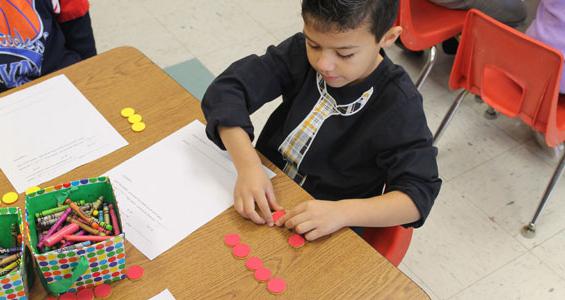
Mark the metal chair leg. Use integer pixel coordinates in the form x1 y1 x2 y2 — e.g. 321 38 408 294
415 45 437 91
522 150 565 238
433 90 469 146
484 106 498 120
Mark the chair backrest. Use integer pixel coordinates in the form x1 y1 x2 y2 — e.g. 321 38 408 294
548 94 565 145
361 226 413 267
450 9 564 147
398 0 467 51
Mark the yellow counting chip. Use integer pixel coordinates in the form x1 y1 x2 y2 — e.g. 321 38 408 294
25 186 41 195
128 114 143 124
121 107 135 118
131 122 146 132
2 192 19 204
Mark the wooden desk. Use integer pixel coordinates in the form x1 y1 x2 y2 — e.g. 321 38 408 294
0 47 428 299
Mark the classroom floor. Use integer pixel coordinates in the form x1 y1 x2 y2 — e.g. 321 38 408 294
90 1 565 299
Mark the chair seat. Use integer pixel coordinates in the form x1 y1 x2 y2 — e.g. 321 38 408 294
362 226 413 267
400 0 467 51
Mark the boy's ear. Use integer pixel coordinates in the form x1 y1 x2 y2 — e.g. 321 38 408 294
379 26 402 48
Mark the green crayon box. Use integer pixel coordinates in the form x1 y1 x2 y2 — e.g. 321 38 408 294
0 207 32 300
25 177 126 295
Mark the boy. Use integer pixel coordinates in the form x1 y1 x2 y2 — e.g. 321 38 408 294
202 0 441 241
0 0 96 92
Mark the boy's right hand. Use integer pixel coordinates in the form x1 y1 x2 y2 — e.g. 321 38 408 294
233 164 283 226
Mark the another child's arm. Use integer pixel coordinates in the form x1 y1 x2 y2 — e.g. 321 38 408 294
57 0 96 59
219 126 283 226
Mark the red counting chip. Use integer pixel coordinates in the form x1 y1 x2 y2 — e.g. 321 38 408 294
272 210 286 223
126 265 145 281
223 233 240 247
254 267 272 282
245 256 263 271
93 284 112 299
288 234 306 248
232 243 251 259
267 278 287 295
59 292 77 300
76 288 94 300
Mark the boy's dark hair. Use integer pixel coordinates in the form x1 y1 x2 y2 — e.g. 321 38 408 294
301 0 399 42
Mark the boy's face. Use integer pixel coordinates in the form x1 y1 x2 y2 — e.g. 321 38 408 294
303 21 385 88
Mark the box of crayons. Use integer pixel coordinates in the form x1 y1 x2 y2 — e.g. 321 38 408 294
0 207 31 300
25 177 126 295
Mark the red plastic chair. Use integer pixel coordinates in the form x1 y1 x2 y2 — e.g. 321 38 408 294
433 10 565 237
397 0 468 89
362 226 413 266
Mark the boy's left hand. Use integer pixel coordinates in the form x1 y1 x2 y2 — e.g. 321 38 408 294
275 200 346 241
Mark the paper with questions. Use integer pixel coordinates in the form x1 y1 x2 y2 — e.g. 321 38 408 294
149 289 176 300
105 120 275 260
0 75 128 192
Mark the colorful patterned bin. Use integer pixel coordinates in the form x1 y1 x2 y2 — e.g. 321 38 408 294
0 207 31 300
25 177 126 295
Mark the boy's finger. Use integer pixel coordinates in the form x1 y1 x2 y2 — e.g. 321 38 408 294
266 187 283 211
284 211 309 230
244 196 265 224
304 229 323 241
233 197 247 219
275 203 304 226
255 191 274 226
294 221 316 235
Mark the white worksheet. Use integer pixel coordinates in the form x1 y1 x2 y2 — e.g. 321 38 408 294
0 75 128 192
149 289 175 300
105 120 275 260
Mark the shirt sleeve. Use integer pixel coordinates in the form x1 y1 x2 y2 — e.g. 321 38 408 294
201 33 310 150
58 12 97 59
377 90 442 228
55 0 89 23
54 0 96 59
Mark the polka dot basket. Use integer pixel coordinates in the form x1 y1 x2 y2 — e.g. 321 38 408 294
24 177 126 295
0 207 30 300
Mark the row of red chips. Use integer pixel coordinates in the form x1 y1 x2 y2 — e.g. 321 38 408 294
224 233 287 295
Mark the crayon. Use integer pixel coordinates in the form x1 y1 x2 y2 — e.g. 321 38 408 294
61 230 85 247
98 209 104 223
91 197 104 213
0 247 20 256
38 208 72 248
44 223 80 247
36 205 93 228
63 235 112 243
65 198 96 226
67 216 108 236
0 258 20 276
103 204 110 225
109 204 120 235
56 241 91 253
0 253 21 267
35 200 86 218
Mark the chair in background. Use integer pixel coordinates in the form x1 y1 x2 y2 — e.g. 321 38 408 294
362 226 413 267
432 9 565 238
397 0 467 90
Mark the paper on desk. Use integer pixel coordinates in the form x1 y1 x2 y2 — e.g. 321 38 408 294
105 120 275 260
149 289 176 300
0 75 128 193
